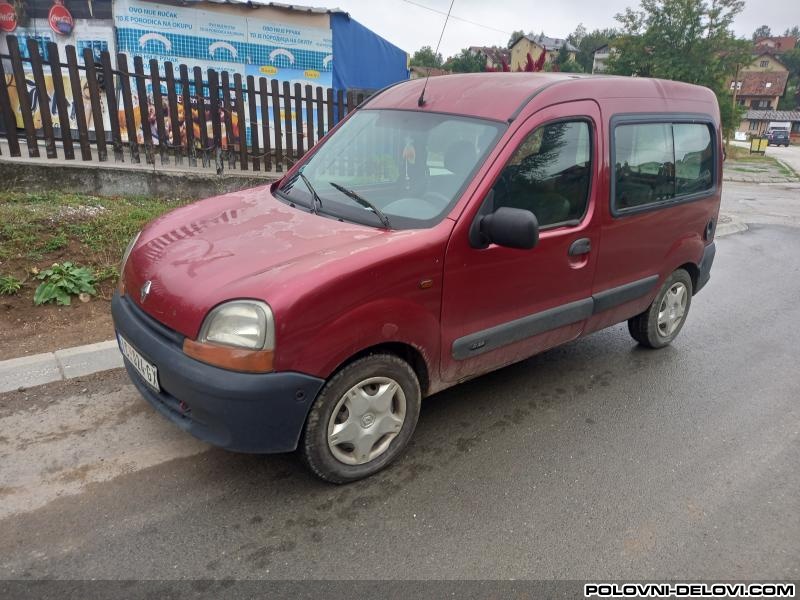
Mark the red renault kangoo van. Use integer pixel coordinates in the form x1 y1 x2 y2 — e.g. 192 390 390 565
113 73 721 482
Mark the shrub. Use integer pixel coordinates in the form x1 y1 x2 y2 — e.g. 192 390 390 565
33 262 97 306
0 275 22 296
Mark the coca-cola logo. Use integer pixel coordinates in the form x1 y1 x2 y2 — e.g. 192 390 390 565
48 1 73 36
0 2 18 34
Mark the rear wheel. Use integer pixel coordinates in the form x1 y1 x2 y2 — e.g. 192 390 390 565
300 354 421 483
628 269 693 349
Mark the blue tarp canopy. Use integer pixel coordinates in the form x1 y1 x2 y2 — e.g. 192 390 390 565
331 13 409 94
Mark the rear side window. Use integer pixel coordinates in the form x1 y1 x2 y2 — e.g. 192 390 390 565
613 121 714 213
492 120 592 228
674 124 714 195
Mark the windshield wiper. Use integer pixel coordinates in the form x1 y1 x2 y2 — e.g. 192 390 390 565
298 171 322 214
277 171 319 214
328 182 391 229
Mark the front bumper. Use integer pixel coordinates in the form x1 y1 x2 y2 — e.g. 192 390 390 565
111 292 325 453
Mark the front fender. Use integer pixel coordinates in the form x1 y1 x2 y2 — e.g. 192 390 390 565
279 297 441 386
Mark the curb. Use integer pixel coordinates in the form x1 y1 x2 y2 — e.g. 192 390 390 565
0 340 122 394
716 213 748 237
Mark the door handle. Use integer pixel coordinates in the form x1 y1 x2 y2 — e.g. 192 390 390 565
568 238 591 256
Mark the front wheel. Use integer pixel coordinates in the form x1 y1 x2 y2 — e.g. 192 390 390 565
300 354 421 483
628 269 693 349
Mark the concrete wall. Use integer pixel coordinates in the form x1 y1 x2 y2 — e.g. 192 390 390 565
0 159 277 199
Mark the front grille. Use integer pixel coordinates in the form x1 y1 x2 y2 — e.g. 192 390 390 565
120 294 185 347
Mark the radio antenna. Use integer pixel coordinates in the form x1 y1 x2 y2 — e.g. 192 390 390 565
418 0 456 107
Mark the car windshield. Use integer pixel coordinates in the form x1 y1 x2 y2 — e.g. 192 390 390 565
277 109 505 229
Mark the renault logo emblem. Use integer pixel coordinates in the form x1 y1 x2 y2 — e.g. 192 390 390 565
140 280 152 303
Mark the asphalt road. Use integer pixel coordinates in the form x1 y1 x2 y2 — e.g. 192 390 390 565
767 143 800 175
1 183 799 582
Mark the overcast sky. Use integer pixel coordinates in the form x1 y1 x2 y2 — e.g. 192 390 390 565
322 0 798 58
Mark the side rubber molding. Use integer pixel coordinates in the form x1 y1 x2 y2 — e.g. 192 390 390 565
112 292 325 453
452 298 594 359
592 275 659 314
694 241 716 294
452 274 661 360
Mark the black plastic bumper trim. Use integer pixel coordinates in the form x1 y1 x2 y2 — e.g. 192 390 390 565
695 241 716 294
112 293 325 454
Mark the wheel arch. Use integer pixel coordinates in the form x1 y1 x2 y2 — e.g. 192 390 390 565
328 342 432 398
677 261 700 292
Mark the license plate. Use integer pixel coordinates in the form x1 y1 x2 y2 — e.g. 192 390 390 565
118 335 160 392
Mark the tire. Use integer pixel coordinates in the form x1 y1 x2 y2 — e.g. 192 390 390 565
628 269 693 349
300 354 421 484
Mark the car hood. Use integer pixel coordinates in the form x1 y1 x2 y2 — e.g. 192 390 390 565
124 184 390 338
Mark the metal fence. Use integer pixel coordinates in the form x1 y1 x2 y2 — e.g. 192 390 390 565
0 35 367 173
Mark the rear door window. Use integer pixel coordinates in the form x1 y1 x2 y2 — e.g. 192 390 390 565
613 121 715 214
614 124 674 209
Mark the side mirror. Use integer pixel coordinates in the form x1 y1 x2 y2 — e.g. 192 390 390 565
477 206 539 249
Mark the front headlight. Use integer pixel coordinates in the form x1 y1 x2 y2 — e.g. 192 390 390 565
184 300 275 373
199 301 274 350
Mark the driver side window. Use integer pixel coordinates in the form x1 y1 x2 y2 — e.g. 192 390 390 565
492 120 592 228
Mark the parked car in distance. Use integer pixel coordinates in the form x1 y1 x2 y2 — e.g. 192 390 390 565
767 129 790 146
113 73 721 483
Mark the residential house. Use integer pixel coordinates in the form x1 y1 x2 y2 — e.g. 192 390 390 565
741 110 800 141
469 46 511 70
744 52 790 73
729 71 789 111
509 34 577 71
592 44 615 73
754 36 797 56
730 56 791 137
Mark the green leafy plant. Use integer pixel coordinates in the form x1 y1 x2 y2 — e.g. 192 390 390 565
0 275 23 296
33 262 97 306
94 264 120 283
41 231 68 253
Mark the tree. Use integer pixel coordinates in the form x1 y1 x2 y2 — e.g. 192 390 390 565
508 30 526 49
778 78 799 110
783 26 800 39
777 47 800 110
410 45 443 68
445 49 487 73
752 25 771 41
569 25 618 72
607 0 752 137
570 23 588 47
551 44 584 73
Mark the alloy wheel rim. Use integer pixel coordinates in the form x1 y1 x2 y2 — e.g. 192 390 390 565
327 376 407 466
657 282 688 338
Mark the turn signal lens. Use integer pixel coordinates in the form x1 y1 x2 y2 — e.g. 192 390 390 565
183 339 274 373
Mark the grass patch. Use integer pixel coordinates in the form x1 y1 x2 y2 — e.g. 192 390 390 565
0 191 187 275
775 160 799 180
724 144 800 181
728 166 768 173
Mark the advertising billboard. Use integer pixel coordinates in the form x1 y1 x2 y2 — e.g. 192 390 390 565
113 0 333 88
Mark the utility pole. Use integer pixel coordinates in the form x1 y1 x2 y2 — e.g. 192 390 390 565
728 62 741 147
